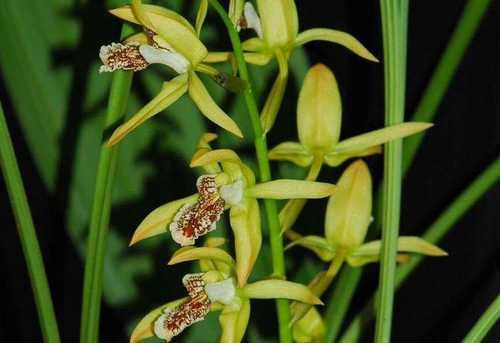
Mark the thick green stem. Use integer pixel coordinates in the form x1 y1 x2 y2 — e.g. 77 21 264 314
207 1 291 342
462 295 500 343
403 0 493 174
324 0 494 339
375 1 409 342
0 102 61 343
79 26 133 343
339 155 500 342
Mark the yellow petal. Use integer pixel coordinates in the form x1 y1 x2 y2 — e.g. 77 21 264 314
260 50 289 134
203 50 271 66
325 160 372 248
107 74 188 146
112 2 207 65
243 52 273 65
292 308 326 343
324 145 382 167
188 72 243 138
351 236 448 258
229 199 262 286
219 299 251 343
295 28 379 62
191 133 222 174
268 141 313 167
199 237 231 273
242 37 266 52
190 149 256 186
204 237 227 248
286 235 335 262
190 148 240 167
195 0 208 36
129 298 188 343
246 180 336 199
333 122 434 155
346 253 413 267
129 194 198 246
204 51 232 63
241 280 323 305
111 4 196 34
297 64 341 150
256 0 298 48
123 32 149 45
168 246 236 267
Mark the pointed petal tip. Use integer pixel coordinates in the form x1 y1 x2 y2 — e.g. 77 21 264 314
128 237 137 247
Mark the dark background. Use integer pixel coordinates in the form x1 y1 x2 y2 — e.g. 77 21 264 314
1 0 499 342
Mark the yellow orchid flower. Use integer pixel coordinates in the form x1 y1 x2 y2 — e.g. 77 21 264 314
269 64 434 234
99 0 244 146
130 239 322 343
207 0 378 133
129 133 336 285
286 160 447 323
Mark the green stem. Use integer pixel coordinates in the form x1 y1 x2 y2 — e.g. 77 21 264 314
325 0 493 339
339 155 500 342
403 0 493 174
463 295 500 343
79 26 133 343
375 1 409 342
0 102 61 343
207 1 291 342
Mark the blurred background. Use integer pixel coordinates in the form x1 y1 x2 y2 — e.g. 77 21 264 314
1 0 499 342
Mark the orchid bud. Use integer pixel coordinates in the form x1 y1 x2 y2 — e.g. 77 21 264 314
256 0 298 48
325 160 372 249
297 64 342 153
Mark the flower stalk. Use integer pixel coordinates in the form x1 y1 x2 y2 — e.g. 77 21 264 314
0 102 61 343
207 1 293 341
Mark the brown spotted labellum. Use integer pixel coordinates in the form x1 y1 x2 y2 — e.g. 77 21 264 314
169 175 226 246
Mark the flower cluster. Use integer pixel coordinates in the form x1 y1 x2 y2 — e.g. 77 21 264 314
98 1 447 342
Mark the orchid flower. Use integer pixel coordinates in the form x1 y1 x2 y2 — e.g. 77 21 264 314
99 0 244 146
206 0 379 133
129 238 322 343
269 64 434 234
129 133 336 285
286 159 448 323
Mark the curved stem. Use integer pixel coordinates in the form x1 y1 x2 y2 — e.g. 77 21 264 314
207 1 291 342
79 25 134 343
0 102 61 343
